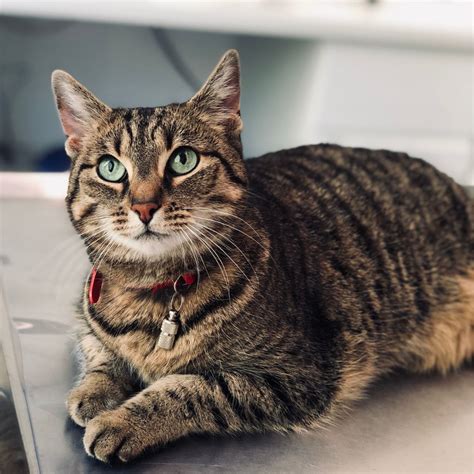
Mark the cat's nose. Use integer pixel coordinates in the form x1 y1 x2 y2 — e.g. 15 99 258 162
131 202 159 224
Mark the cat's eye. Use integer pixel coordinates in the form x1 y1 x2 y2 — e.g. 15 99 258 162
97 155 127 183
167 147 199 176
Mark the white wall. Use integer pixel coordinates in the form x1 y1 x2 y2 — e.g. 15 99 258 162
311 43 473 184
237 35 320 157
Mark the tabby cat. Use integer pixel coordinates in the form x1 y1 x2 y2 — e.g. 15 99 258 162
51 50 474 463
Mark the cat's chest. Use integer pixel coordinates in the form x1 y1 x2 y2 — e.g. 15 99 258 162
84 286 205 383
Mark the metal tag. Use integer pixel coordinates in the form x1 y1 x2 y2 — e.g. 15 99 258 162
157 310 180 350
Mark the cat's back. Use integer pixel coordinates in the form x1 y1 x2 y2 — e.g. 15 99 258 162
246 143 474 271
246 144 474 373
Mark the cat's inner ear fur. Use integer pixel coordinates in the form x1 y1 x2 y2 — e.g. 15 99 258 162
191 49 242 132
51 70 110 158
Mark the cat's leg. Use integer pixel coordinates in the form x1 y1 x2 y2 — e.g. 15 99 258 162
82 371 328 463
398 267 474 374
68 328 136 427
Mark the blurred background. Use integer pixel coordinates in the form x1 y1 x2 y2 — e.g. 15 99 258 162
0 0 473 183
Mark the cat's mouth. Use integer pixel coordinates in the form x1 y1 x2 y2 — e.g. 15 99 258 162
136 229 167 240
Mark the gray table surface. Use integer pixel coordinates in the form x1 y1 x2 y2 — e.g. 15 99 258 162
1 196 473 474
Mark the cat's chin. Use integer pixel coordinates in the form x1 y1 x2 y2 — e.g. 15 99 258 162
108 231 184 261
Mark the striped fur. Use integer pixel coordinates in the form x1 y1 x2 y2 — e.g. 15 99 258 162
52 50 474 463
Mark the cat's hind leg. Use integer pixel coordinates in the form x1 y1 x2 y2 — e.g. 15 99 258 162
401 266 474 374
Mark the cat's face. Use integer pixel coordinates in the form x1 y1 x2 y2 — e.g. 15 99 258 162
52 50 246 263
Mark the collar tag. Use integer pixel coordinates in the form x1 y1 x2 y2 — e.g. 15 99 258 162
89 268 103 305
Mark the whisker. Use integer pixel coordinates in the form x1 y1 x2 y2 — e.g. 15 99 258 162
189 224 251 283
191 214 268 255
177 229 203 291
191 206 265 241
185 225 231 301
180 227 212 287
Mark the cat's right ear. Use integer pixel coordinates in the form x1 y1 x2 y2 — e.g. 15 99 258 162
51 71 110 159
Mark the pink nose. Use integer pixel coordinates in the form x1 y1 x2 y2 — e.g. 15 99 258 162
131 202 159 224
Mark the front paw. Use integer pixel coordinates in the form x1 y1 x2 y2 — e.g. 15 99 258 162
83 408 151 463
67 373 127 427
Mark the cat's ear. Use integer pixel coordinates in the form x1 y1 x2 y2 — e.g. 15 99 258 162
51 70 111 158
191 49 242 132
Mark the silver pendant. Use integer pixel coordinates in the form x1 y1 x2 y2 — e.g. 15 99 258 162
157 310 180 350
157 277 187 350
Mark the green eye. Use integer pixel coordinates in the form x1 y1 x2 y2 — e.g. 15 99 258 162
167 147 199 176
97 155 127 182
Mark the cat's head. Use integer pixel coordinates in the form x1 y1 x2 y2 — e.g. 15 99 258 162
52 50 247 263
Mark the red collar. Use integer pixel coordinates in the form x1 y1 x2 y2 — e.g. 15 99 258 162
88 267 196 305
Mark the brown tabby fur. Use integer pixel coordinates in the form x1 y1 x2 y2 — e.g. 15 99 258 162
51 50 474 463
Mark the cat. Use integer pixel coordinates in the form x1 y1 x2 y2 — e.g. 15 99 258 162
51 49 474 464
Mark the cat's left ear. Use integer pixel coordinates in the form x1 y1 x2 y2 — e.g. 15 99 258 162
51 70 111 158
191 49 242 132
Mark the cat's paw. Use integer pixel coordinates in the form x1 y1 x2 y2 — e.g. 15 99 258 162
83 408 151 463
67 374 127 427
